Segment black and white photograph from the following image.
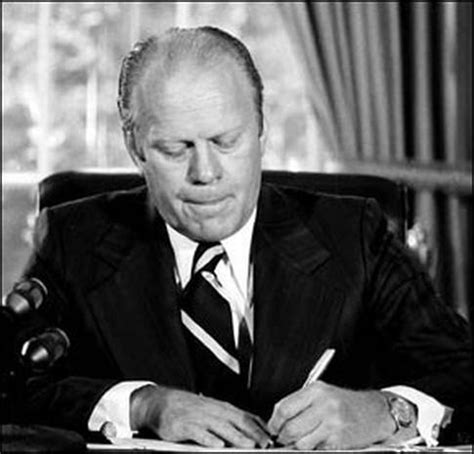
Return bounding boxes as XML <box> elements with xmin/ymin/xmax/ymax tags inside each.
<box><xmin>1</xmin><ymin>2</ymin><xmax>472</xmax><ymax>452</ymax></box>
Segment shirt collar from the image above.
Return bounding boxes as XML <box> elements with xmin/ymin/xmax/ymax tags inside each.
<box><xmin>165</xmin><ymin>209</ymin><xmax>256</xmax><ymax>292</ymax></box>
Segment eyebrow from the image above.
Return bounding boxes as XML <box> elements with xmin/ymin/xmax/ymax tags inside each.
<box><xmin>210</xmin><ymin>125</ymin><xmax>243</xmax><ymax>140</ymax></box>
<box><xmin>149</xmin><ymin>139</ymin><xmax>190</xmax><ymax>149</ymax></box>
<box><xmin>149</xmin><ymin>125</ymin><xmax>244</xmax><ymax>147</ymax></box>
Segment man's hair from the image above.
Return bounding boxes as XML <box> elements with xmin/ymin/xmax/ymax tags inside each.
<box><xmin>117</xmin><ymin>26</ymin><xmax>264</xmax><ymax>135</ymax></box>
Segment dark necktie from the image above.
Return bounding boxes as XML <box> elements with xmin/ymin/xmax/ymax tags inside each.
<box><xmin>180</xmin><ymin>242</ymin><xmax>253</xmax><ymax>394</ymax></box>
<box><xmin>238</xmin><ymin>316</ymin><xmax>253</xmax><ymax>387</ymax></box>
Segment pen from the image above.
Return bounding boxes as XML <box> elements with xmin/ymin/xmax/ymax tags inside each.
<box><xmin>302</xmin><ymin>348</ymin><xmax>336</xmax><ymax>387</ymax></box>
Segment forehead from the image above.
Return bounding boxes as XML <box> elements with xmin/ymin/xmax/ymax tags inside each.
<box><xmin>134</xmin><ymin>59</ymin><xmax>256</xmax><ymax>138</ymax></box>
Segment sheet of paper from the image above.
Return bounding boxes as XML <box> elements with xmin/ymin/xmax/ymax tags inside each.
<box><xmin>88</xmin><ymin>437</ymin><xmax>265</xmax><ymax>451</ymax></box>
<box><xmin>87</xmin><ymin>437</ymin><xmax>473</xmax><ymax>452</ymax></box>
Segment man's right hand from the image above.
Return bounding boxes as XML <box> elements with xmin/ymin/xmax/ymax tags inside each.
<box><xmin>130</xmin><ymin>384</ymin><xmax>272</xmax><ymax>448</ymax></box>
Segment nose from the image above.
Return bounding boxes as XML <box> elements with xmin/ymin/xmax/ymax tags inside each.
<box><xmin>187</xmin><ymin>139</ymin><xmax>223</xmax><ymax>184</ymax></box>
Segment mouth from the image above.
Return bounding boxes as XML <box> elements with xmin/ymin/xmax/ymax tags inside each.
<box><xmin>184</xmin><ymin>195</ymin><xmax>231</xmax><ymax>215</ymax></box>
<box><xmin>188</xmin><ymin>197</ymin><xmax>226</xmax><ymax>205</ymax></box>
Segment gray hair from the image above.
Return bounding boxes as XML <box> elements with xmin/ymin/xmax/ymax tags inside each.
<box><xmin>117</xmin><ymin>26</ymin><xmax>264</xmax><ymax>135</ymax></box>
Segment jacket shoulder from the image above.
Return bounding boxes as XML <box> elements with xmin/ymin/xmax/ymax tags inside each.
<box><xmin>40</xmin><ymin>185</ymin><xmax>149</xmax><ymax>234</ymax></box>
<box><xmin>260</xmin><ymin>183</ymin><xmax>388</xmax><ymax>261</ymax></box>
<box><xmin>262</xmin><ymin>182</ymin><xmax>375</xmax><ymax>224</ymax></box>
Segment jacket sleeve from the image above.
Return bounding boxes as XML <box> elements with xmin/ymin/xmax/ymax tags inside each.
<box><xmin>17</xmin><ymin>207</ymin><xmax>119</xmax><ymax>434</ymax></box>
<box><xmin>361</xmin><ymin>198</ymin><xmax>472</xmax><ymax>442</ymax></box>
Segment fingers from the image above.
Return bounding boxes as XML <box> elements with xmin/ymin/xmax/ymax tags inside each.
<box><xmin>234</xmin><ymin>413</ymin><xmax>273</xmax><ymax>448</ymax></box>
<box><xmin>180</xmin><ymin>417</ymin><xmax>270</xmax><ymax>449</ymax></box>
<box><xmin>210</xmin><ymin>418</ymin><xmax>260</xmax><ymax>448</ymax></box>
<box><xmin>268</xmin><ymin>384</ymin><xmax>318</xmax><ymax>435</ymax></box>
<box><xmin>157</xmin><ymin>411</ymin><xmax>260</xmax><ymax>448</ymax></box>
<box><xmin>145</xmin><ymin>389</ymin><xmax>271</xmax><ymax>448</ymax></box>
<box><xmin>204</xmin><ymin>398</ymin><xmax>272</xmax><ymax>447</ymax></box>
<box><xmin>270</xmin><ymin>384</ymin><xmax>397</xmax><ymax>450</ymax></box>
<box><xmin>293</xmin><ymin>425</ymin><xmax>335</xmax><ymax>450</ymax></box>
<box><xmin>268</xmin><ymin>381</ymin><xmax>346</xmax><ymax>449</ymax></box>
<box><xmin>185</xmin><ymin>424</ymin><xmax>225</xmax><ymax>448</ymax></box>
<box><xmin>275</xmin><ymin>406</ymin><xmax>322</xmax><ymax>446</ymax></box>
<box><xmin>181</xmin><ymin>413</ymin><xmax>269</xmax><ymax>448</ymax></box>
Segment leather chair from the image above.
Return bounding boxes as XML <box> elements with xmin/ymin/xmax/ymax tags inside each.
<box><xmin>38</xmin><ymin>170</ymin><xmax>408</xmax><ymax>242</ymax></box>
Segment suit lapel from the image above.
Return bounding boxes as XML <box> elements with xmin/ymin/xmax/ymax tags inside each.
<box><xmin>251</xmin><ymin>185</ymin><xmax>344</xmax><ymax>414</ymax></box>
<box><xmin>80</xmin><ymin>184</ymin><xmax>346</xmax><ymax>411</ymax></box>
<box><xmin>85</xmin><ymin>190</ymin><xmax>195</xmax><ymax>389</ymax></box>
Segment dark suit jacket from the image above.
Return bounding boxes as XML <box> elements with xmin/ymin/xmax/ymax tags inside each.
<box><xmin>20</xmin><ymin>183</ymin><xmax>472</xmax><ymax>438</ymax></box>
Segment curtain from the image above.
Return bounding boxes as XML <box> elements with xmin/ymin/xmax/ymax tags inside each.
<box><xmin>278</xmin><ymin>2</ymin><xmax>472</xmax><ymax>320</ymax></box>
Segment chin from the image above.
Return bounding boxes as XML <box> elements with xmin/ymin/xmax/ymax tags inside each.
<box><xmin>189</xmin><ymin>222</ymin><xmax>238</xmax><ymax>243</ymax></box>
<box><xmin>191</xmin><ymin>230</ymin><xmax>229</xmax><ymax>243</ymax></box>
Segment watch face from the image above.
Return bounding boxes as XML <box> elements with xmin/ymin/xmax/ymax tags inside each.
<box><xmin>390</xmin><ymin>396</ymin><xmax>415</xmax><ymax>428</ymax></box>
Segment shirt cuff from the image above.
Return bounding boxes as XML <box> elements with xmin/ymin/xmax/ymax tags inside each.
<box><xmin>88</xmin><ymin>381</ymin><xmax>155</xmax><ymax>438</ymax></box>
<box><xmin>383</xmin><ymin>385</ymin><xmax>452</xmax><ymax>447</ymax></box>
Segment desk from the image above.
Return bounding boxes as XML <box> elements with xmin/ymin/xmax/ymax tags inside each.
<box><xmin>2</xmin><ymin>425</ymin><xmax>471</xmax><ymax>453</ymax></box>
<box><xmin>87</xmin><ymin>437</ymin><xmax>473</xmax><ymax>453</ymax></box>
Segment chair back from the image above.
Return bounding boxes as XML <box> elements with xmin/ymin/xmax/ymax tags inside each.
<box><xmin>38</xmin><ymin>170</ymin><xmax>407</xmax><ymax>241</ymax></box>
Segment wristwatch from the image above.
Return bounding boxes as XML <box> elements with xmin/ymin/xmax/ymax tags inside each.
<box><xmin>382</xmin><ymin>391</ymin><xmax>417</xmax><ymax>432</ymax></box>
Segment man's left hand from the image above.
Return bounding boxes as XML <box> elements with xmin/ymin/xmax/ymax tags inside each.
<box><xmin>268</xmin><ymin>381</ymin><xmax>398</xmax><ymax>450</ymax></box>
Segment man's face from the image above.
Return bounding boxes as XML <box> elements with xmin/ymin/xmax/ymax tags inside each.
<box><xmin>131</xmin><ymin>60</ymin><xmax>264</xmax><ymax>242</ymax></box>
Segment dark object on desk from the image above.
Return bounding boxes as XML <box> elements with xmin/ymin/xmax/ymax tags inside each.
<box><xmin>1</xmin><ymin>280</ymin><xmax>47</xmax><ymax>423</ymax></box>
<box><xmin>38</xmin><ymin>169</ymin><xmax>408</xmax><ymax>242</ymax></box>
<box><xmin>1</xmin><ymin>424</ymin><xmax>86</xmax><ymax>452</ymax></box>
<box><xmin>21</xmin><ymin>327</ymin><xmax>71</xmax><ymax>372</ymax></box>
<box><xmin>1</xmin><ymin>279</ymin><xmax>70</xmax><ymax>423</ymax></box>
<box><xmin>3</xmin><ymin>279</ymin><xmax>48</xmax><ymax>317</ymax></box>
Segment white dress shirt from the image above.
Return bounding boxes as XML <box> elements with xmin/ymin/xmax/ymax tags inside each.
<box><xmin>169</xmin><ymin>209</ymin><xmax>256</xmax><ymax>346</ymax></box>
<box><xmin>88</xmin><ymin>209</ymin><xmax>448</xmax><ymax>445</ymax></box>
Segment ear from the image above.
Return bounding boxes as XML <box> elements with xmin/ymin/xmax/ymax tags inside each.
<box><xmin>123</xmin><ymin>129</ymin><xmax>146</xmax><ymax>169</ymax></box>
<box><xmin>258</xmin><ymin>117</ymin><xmax>268</xmax><ymax>155</ymax></box>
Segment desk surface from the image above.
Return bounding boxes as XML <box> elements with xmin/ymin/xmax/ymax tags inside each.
<box><xmin>2</xmin><ymin>425</ymin><xmax>471</xmax><ymax>453</ymax></box>
<box><xmin>87</xmin><ymin>437</ymin><xmax>473</xmax><ymax>453</ymax></box>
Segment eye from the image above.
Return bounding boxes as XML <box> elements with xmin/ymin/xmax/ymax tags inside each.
<box><xmin>156</xmin><ymin>141</ymin><xmax>192</xmax><ymax>159</ymax></box>
<box><xmin>211</xmin><ymin>135</ymin><xmax>238</xmax><ymax>150</ymax></box>
<box><xmin>162</xmin><ymin>145</ymin><xmax>185</xmax><ymax>155</ymax></box>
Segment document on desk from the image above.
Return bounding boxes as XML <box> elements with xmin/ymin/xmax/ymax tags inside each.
<box><xmin>87</xmin><ymin>437</ymin><xmax>473</xmax><ymax>452</ymax></box>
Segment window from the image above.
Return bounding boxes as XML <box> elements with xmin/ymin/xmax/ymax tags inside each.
<box><xmin>2</xmin><ymin>2</ymin><xmax>326</xmax><ymax>294</ymax></box>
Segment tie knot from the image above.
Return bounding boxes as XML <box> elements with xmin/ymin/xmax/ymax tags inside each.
<box><xmin>192</xmin><ymin>242</ymin><xmax>224</xmax><ymax>275</ymax></box>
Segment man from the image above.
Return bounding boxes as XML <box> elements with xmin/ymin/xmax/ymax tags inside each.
<box><xmin>20</xmin><ymin>27</ymin><xmax>471</xmax><ymax>449</ymax></box>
